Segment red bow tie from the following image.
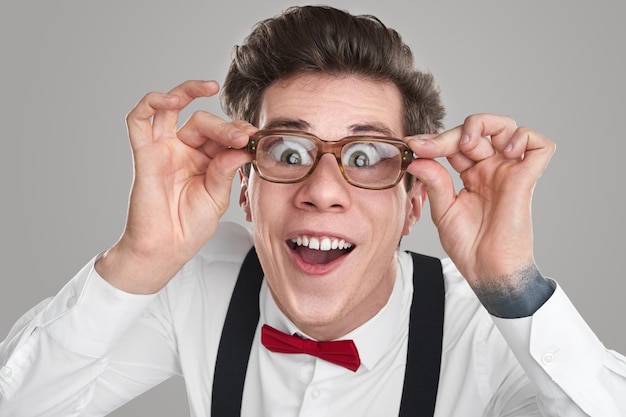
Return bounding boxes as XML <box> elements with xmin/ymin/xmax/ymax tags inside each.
<box><xmin>261</xmin><ymin>324</ymin><xmax>361</xmax><ymax>372</ymax></box>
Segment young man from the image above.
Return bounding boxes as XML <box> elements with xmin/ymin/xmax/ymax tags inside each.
<box><xmin>1</xmin><ymin>5</ymin><xmax>624</xmax><ymax>417</ymax></box>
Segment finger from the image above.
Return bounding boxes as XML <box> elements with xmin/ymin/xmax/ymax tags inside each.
<box><xmin>126</xmin><ymin>92</ymin><xmax>181</xmax><ymax>150</ymax></box>
<box><xmin>151</xmin><ymin>80</ymin><xmax>221</xmax><ymax>137</ymax></box>
<box><xmin>196</xmin><ymin>123</ymin><xmax>256</xmax><ymax>158</ymax></box>
<box><xmin>178</xmin><ymin>113</ymin><xmax>256</xmax><ymax>154</ymax></box>
<box><xmin>408</xmin><ymin>126</ymin><xmax>496</xmax><ymax>164</ymax></box>
<box><xmin>506</xmin><ymin>126</ymin><xmax>557</xmax><ymax>177</ymax></box>
<box><xmin>203</xmin><ymin>148</ymin><xmax>254</xmax><ymax>213</ymax></box>
<box><xmin>406</xmin><ymin>158</ymin><xmax>457</xmax><ymax>224</ymax></box>
<box><xmin>446</xmin><ymin>151</ymin><xmax>475</xmax><ymax>173</ymax></box>
<box><xmin>450</xmin><ymin>134</ymin><xmax>502</xmax><ymax>172</ymax></box>
<box><xmin>461</xmin><ymin>113</ymin><xmax>517</xmax><ymax>153</ymax></box>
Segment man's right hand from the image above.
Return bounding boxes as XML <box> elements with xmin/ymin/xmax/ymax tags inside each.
<box><xmin>95</xmin><ymin>80</ymin><xmax>255</xmax><ymax>294</ymax></box>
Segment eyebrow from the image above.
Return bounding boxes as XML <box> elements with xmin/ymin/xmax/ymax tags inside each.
<box><xmin>262</xmin><ymin>118</ymin><xmax>311</xmax><ymax>131</ymax></box>
<box><xmin>348</xmin><ymin>123</ymin><xmax>396</xmax><ymax>137</ymax></box>
<box><xmin>262</xmin><ymin>119</ymin><xmax>398</xmax><ymax>137</ymax></box>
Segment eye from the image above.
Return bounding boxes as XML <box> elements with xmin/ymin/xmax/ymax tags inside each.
<box><xmin>266</xmin><ymin>137</ymin><xmax>314</xmax><ymax>165</ymax></box>
<box><xmin>343</xmin><ymin>142</ymin><xmax>384</xmax><ymax>168</ymax></box>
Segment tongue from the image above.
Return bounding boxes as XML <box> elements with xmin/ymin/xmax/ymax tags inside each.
<box><xmin>296</xmin><ymin>247</ymin><xmax>346</xmax><ymax>265</ymax></box>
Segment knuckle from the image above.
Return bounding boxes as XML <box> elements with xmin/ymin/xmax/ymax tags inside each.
<box><xmin>232</xmin><ymin>120</ymin><xmax>258</xmax><ymax>134</ymax></box>
<box><xmin>232</xmin><ymin>119</ymin><xmax>253</xmax><ymax>129</ymax></box>
<box><xmin>143</xmin><ymin>90</ymin><xmax>162</xmax><ymax>101</ymax></box>
<box><xmin>125</xmin><ymin>108</ymin><xmax>141</xmax><ymax>125</ymax></box>
<box><xmin>207</xmin><ymin>121</ymin><xmax>238</xmax><ymax>142</ymax></box>
<box><xmin>127</xmin><ymin>91</ymin><xmax>159</xmax><ymax>112</ymax></box>
<box><xmin>189</xmin><ymin>109</ymin><xmax>207</xmax><ymax>121</ymax></box>
<box><xmin>219</xmin><ymin>120</ymin><xmax>244</xmax><ymax>137</ymax></box>
<box><xmin>217</xmin><ymin>121</ymin><xmax>234</xmax><ymax>134</ymax></box>
<box><xmin>464</xmin><ymin>114</ymin><xmax>481</xmax><ymax>125</ymax></box>
<box><xmin>501</xmin><ymin>114</ymin><xmax>516</xmax><ymax>125</ymax></box>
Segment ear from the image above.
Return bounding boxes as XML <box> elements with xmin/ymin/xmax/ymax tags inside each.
<box><xmin>402</xmin><ymin>180</ymin><xmax>426</xmax><ymax>236</ymax></box>
<box><xmin>238</xmin><ymin>168</ymin><xmax>252</xmax><ymax>222</ymax></box>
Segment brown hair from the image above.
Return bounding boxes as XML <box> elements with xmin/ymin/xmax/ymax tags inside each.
<box><xmin>221</xmin><ymin>5</ymin><xmax>445</xmax><ymax>136</ymax></box>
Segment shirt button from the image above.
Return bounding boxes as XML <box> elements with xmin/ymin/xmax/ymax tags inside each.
<box><xmin>66</xmin><ymin>295</ymin><xmax>77</xmax><ymax>309</ymax></box>
<box><xmin>310</xmin><ymin>388</ymin><xmax>321</xmax><ymax>400</ymax></box>
<box><xmin>0</xmin><ymin>366</ymin><xmax>12</xmax><ymax>379</ymax></box>
<box><xmin>541</xmin><ymin>352</ymin><xmax>555</xmax><ymax>366</ymax></box>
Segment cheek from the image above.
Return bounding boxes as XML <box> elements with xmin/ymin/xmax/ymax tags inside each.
<box><xmin>363</xmin><ymin>190</ymin><xmax>408</xmax><ymax>232</ymax></box>
<box><xmin>248</xmin><ymin>173</ymin><xmax>293</xmax><ymax>206</ymax></box>
<box><xmin>247</xmin><ymin>179</ymin><xmax>294</xmax><ymax>256</ymax></box>
<box><xmin>247</xmin><ymin>177</ymin><xmax>276</xmax><ymax>223</ymax></box>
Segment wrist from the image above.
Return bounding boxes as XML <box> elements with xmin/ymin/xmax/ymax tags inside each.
<box><xmin>95</xmin><ymin>242</ymin><xmax>183</xmax><ymax>294</ymax></box>
<box><xmin>471</xmin><ymin>264</ymin><xmax>556</xmax><ymax>318</ymax></box>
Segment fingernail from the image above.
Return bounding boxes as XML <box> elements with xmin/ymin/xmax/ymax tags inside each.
<box><xmin>505</xmin><ymin>143</ymin><xmax>513</xmax><ymax>152</ymax></box>
<box><xmin>408</xmin><ymin>138</ymin><xmax>428</xmax><ymax>146</ymax></box>
<box><xmin>230</xmin><ymin>130</ymin><xmax>247</xmax><ymax>141</ymax></box>
<box><xmin>460</xmin><ymin>134</ymin><xmax>470</xmax><ymax>144</ymax></box>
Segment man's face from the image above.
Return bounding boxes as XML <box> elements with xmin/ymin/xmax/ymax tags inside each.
<box><xmin>240</xmin><ymin>73</ymin><xmax>425</xmax><ymax>340</ymax></box>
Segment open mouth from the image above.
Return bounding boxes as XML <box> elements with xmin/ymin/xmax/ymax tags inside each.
<box><xmin>288</xmin><ymin>235</ymin><xmax>355</xmax><ymax>265</ymax></box>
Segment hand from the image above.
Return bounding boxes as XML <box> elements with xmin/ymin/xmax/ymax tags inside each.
<box><xmin>406</xmin><ymin>114</ymin><xmax>556</xmax><ymax>289</ymax></box>
<box><xmin>96</xmin><ymin>80</ymin><xmax>255</xmax><ymax>294</ymax></box>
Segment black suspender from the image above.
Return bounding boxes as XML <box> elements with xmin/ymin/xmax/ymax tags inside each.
<box><xmin>212</xmin><ymin>247</ymin><xmax>265</xmax><ymax>417</ymax></box>
<box><xmin>211</xmin><ymin>248</ymin><xmax>445</xmax><ymax>417</ymax></box>
<box><xmin>399</xmin><ymin>252</ymin><xmax>445</xmax><ymax>417</ymax></box>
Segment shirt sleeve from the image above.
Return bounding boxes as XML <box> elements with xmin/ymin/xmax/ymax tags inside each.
<box><xmin>491</xmin><ymin>282</ymin><xmax>626</xmax><ymax>417</ymax></box>
<box><xmin>0</xmin><ymin>256</ymin><xmax>174</xmax><ymax>417</ymax></box>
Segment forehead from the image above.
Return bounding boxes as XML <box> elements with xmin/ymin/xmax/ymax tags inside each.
<box><xmin>258</xmin><ymin>73</ymin><xmax>405</xmax><ymax>138</ymax></box>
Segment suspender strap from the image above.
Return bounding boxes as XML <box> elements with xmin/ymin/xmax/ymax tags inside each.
<box><xmin>211</xmin><ymin>248</ymin><xmax>445</xmax><ymax>417</ymax></box>
<box><xmin>398</xmin><ymin>252</ymin><xmax>445</xmax><ymax>417</ymax></box>
<box><xmin>211</xmin><ymin>247</ymin><xmax>264</xmax><ymax>416</ymax></box>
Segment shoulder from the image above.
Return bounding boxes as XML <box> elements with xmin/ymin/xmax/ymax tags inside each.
<box><xmin>402</xmin><ymin>251</ymin><xmax>501</xmax><ymax>345</ymax></box>
<box><xmin>399</xmin><ymin>251</ymin><xmax>477</xmax><ymax>303</ymax></box>
<box><xmin>440</xmin><ymin>257</ymin><xmax>480</xmax><ymax>306</ymax></box>
<box><xmin>439</xmin><ymin>258</ymin><xmax>520</xmax><ymax>372</ymax></box>
<box><xmin>195</xmin><ymin>221</ymin><xmax>254</xmax><ymax>265</ymax></box>
<box><xmin>164</xmin><ymin>221</ymin><xmax>254</xmax><ymax>300</ymax></box>
<box><xmin>439</xmin><ymin>257</ymin><xmax>494</xmax><ymax>331</ymax></box>
<box><xmin>402</xmin><ymin>253</ymin><xmax>526</xmax><ymax>404</ymax></box>
<box><xmin>151</xmin><ymin>222</ymin><xmax>254</xmax><ymax>331</ymax></box>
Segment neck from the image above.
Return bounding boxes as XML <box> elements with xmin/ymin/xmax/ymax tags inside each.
<box><xmin>286</xmin><ymin>270</ymin><xmax>396</xmax><ymax>341</ymax></box>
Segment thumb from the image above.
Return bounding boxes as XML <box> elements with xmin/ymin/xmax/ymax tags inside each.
<box><xmin>407</xmin><ymin>158</ymin><xmax>456</xmax><ymax>224</ymax></box>
<box><xmin>204</xmin><ymin>149</ymin><xmax>253</xmax><ymax>214</ymax></box>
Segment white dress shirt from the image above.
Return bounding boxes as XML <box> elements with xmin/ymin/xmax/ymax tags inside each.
<box><xmin>0</xmin><ymin>221</ymin><xmax>625</xmax><ymax>416</ymax></box>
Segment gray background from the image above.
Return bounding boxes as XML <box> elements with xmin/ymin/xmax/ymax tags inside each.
<box><xmin>1</xmin><ymin>0</ymin><xmax>624</xmax><ymax>415</ymax></box>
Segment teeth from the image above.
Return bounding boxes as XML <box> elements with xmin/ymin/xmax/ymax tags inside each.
<box><xmin>291</xmin><ymin>235</ymin><xmax>353</xmax><ymax>251</ymax></box>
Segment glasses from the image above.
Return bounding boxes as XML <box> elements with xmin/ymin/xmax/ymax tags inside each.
<box><xmin>246</xmin><ymin>130</ymin><xmax>414</xmax><ymax>190</ymax></box>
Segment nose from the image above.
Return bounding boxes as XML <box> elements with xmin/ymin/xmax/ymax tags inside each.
<box><xmin>294</xmin><ymin>154</ymin><xmax>351</xmax><ymax>211</ymax></box>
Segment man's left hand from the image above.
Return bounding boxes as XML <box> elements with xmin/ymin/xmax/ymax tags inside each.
<box><xmin>406</xmin><ymin>114</ymin><xmax>556</xmax><ymax>293</ymax></box>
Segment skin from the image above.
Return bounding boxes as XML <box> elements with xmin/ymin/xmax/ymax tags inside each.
<box><xmin>407</xmin><ymin>116</ymin><xmax>555</xmax><ymax>287</ymax></box>
<box><xmin>95</xmin><ymin>74</ymin><xmax>556</xmax><ymax>339</ymax></box>
<box><xmin>95</xmin><ymin>81</ymin><xmax>257</xmax><ymax>294</ymax></box>
<box><xmin>239</xmin><ymin>74</ymin><xmax>424</xmax><ymax>340</ymax></box>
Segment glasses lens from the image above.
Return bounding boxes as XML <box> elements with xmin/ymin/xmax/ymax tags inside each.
<box><xmin>250</xmin><ymin>133</ymin><xmax>410</xmax><ymax>189</ymax></box>
<box><xmin>255</xmin><ymin>135</ymin><xmax>317</xmax><ymax>182</ymax></box>
<box><xmin>341</xmin><ymin>141</ymin><xmax>405</xmax><ymax>188</ymax></box>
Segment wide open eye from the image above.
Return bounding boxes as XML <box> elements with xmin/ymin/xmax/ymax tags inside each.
<box><xmin>342</xmin><ymin>142</ymin><xmax>388</xmax><ymax>168</ymax></box>
<box><xmin>341</xmin><ymin>141</ymin><xmax>405</xmax><ymax>188</ymax></box>
<box><xmin>266</xmin><ymin>137</ymin><xmax>315</xmax><ymax>166</ymax></box>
